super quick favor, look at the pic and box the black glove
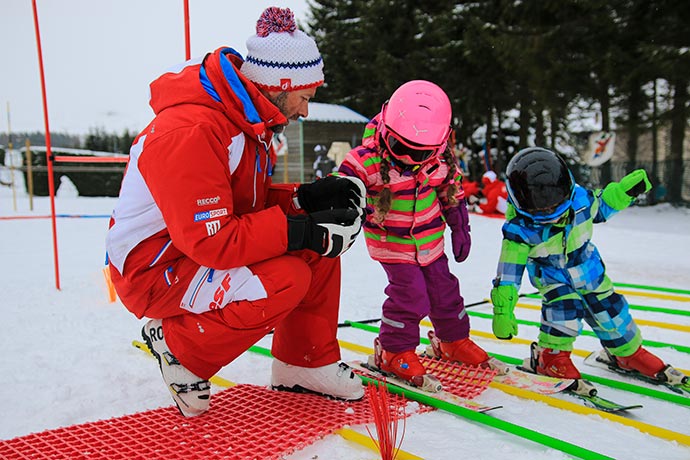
[296,176,366,213]
[287,208,363,258]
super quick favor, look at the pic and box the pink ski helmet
[379,80,452,165]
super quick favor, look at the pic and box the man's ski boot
[271,359,364,401]
[425,331,509,375]
[142,319,211,417]
[368,337,443,392]
[599,347,688,386]
[525,342,596,396]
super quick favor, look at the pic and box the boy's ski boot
[525,342,596,396]
[369,337,443,392]
[425,331,509,375]
[599,347,688,386]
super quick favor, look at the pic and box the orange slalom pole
[31,0,61,290]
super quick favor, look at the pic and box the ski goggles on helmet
[508,182,574,224]
[524,199,572,223]
[380,125,445,165]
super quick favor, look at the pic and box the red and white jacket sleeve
[138,124,288,270]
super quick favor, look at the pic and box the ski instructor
[106,7,367,417]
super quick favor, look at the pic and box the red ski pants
[116,251,342,380]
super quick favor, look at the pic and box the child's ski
[424,330,571,395]
[492,367,574,394]
[584,349,690,397]
[349,359,502,413]
[518,344,643,413]
[571,393,643,413]
[510,364,642,412]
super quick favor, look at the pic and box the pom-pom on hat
[241,7,324,92]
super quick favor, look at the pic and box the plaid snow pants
[537,276,642,354]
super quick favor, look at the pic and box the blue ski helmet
[506,147,574,222]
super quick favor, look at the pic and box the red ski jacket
[106,47,299,309]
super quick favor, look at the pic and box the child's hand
[491,284,518,339]
[445,201,471,262]
[450,224,471,262]
[602,169,652,210]
[620,169,652,197]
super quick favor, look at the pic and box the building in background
[275,102,369,183]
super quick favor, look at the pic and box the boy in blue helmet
[490,147,687,388]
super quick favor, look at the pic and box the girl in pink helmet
[337,80,506,391]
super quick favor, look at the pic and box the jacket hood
[148,47,287,139]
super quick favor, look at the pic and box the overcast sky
[1,1,310,136]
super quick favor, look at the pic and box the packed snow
[1,174,689,460]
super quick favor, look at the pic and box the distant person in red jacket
[106,7,367,417]
[477,171,508,214]
[462,176,481,202]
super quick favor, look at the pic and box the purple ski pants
[378,254,470,353]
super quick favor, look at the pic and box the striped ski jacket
[337,114,463,266]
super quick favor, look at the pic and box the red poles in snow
[31,0,61,290]
[29,2,193,290]
[184,0,191,60]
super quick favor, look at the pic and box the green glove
[601,169,652,211]
[491,284,519,340]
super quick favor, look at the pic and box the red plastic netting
[420,356,497,399]
[0,384,411,460]
[0,361,493,459]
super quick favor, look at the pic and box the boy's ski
[571,393,643,412]
[517,344,643,413]
[584,349,690,396]
[349,359,502,413]
[509,364,642,412]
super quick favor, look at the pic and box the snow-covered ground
[1,174,689,460]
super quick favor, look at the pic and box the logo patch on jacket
[197,196,220,206]
[206,220,221,236]
[194,208,228,222]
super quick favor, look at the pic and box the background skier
[313,144,336,179]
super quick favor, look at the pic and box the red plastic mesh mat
[0,384,416,460]
[420,356,497,399]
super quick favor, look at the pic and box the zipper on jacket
[412,181,420,263]
[253,146,260,208]
[258,137,272,179]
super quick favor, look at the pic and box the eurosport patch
[194,208,228,222]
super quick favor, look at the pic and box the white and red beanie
[241,7,324,92]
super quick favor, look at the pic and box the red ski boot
[612,347,665,378]
[528,343,596,396]
[535,345,582,379]
[371,337,442,392]
[607,347,688,385]
[425,331,509,374]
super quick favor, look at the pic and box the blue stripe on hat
[245,55,323,70]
